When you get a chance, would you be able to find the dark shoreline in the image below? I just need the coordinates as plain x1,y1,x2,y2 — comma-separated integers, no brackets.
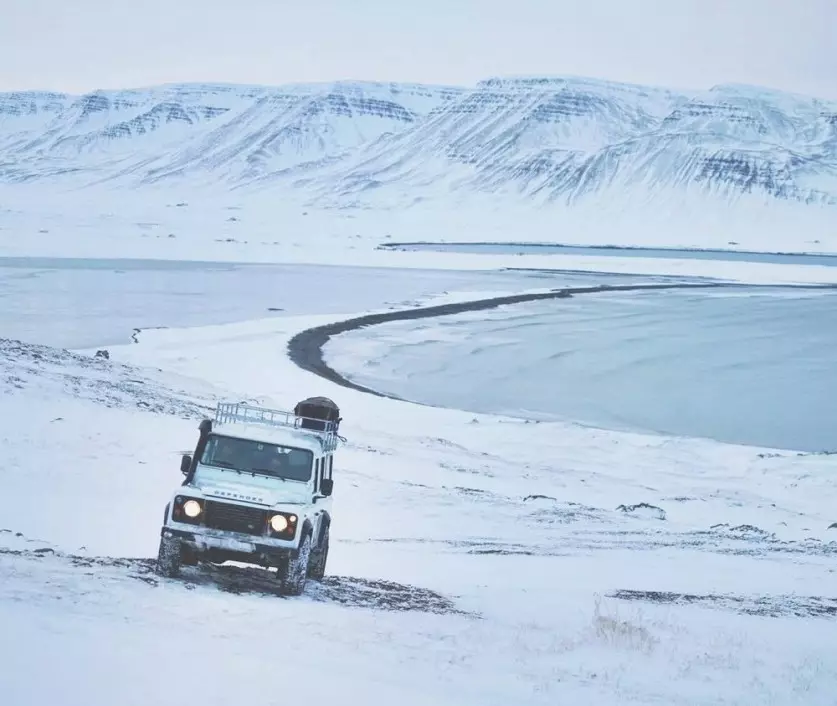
377,240,837,259
286,280,750,399
287,279,837,401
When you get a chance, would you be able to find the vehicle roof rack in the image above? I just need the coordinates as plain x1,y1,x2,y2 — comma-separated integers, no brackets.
213,402,340,452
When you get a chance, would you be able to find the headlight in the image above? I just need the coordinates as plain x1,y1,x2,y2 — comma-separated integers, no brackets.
173,495,204,523
268,513,297,535
269,514,289,532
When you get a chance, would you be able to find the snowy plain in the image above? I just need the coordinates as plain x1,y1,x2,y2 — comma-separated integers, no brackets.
2,184,837,268
3,309,837,705
2,249,837,705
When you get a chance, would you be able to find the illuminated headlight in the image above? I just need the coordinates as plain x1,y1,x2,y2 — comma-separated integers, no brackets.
183,499,202,518
269,514,289,532
173,495,204,523
269,513,297,535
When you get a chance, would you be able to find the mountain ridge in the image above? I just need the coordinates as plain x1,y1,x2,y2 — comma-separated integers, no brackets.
1,75,836,215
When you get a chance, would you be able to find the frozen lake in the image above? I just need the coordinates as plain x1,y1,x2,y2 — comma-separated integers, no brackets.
0,257,621,349
325,286,837,452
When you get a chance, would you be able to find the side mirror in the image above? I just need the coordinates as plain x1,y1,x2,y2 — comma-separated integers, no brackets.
320,478,334,497
180,454,192,475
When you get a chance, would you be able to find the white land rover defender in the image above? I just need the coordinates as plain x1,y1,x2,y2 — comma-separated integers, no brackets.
157,397,341,596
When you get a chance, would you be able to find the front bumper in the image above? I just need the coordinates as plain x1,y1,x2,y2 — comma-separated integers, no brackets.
162,527,300,564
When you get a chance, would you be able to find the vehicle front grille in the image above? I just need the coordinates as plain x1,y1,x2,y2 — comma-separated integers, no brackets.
203,500,267,536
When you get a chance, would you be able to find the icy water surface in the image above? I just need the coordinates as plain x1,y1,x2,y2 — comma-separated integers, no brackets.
0,257,622,349
326,286,837,452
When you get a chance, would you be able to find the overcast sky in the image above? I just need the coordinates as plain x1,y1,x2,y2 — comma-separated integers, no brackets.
3,0,836,99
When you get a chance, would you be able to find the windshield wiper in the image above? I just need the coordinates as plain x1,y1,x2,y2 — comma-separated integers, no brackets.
249,468,287,481
208,460,242,474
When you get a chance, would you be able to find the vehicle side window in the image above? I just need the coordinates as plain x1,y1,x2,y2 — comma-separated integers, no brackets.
327,455,333,479
313,458,321,492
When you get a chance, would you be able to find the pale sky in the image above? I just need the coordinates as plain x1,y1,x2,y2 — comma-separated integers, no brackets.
3,0,836,99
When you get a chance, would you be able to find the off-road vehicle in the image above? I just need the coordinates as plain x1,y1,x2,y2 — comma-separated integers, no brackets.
157,397,341,596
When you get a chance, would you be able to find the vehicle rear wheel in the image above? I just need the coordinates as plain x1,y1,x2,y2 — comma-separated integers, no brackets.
278,533,312,596
156,535,182,578
308,526,329,581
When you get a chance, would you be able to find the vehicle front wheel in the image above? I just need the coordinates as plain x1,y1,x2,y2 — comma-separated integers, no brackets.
308,525,329,581
156,534,182,578
278,533,312,596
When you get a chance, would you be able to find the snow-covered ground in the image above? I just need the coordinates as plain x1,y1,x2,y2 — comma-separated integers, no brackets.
2,282,836,704
2,185,837,272
1,151,836,702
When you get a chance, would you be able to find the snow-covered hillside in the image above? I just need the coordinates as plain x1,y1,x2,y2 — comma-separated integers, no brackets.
2,76,837,213
3,306,836,705
0,82,461,187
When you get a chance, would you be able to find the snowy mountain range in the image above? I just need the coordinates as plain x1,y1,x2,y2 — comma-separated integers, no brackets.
2,76,836,211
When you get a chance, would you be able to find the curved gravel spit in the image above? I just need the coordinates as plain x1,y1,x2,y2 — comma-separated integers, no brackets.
285,280,749,398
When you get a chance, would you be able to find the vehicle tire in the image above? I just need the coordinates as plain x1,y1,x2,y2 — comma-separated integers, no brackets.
308,525,329,581
278,533,312,596
156,535,182,578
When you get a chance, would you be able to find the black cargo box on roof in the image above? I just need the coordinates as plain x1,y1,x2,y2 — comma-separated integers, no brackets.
295,396,341,432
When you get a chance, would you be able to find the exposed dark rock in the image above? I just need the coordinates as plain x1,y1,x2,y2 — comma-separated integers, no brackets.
617,503,667,520
611,589,837,619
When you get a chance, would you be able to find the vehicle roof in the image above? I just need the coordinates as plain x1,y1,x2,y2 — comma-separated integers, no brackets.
210,422,329,454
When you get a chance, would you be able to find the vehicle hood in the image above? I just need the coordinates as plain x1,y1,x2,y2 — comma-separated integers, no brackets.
191,465,309,506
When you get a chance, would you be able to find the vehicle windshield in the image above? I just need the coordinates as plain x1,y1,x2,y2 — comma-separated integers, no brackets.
200,434,313,482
